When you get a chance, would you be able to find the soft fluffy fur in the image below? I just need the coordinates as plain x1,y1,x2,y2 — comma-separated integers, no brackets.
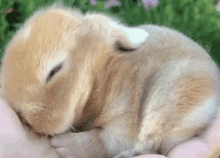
1,4,220,158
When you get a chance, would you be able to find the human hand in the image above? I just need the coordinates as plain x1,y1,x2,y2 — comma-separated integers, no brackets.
0,97,59,158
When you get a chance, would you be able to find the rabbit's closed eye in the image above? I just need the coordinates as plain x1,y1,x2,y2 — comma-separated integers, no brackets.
46,63,63,83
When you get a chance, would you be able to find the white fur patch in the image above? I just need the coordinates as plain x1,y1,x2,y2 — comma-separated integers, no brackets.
108,21,149,48
22,25,31,39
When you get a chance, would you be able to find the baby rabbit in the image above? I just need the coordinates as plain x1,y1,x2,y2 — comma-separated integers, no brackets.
1,4,220,158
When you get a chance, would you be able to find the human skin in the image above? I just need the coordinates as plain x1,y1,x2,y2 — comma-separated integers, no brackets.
0,96,219,158
0,97,59,158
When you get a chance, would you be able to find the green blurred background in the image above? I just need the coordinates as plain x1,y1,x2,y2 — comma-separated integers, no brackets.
0,0,220,66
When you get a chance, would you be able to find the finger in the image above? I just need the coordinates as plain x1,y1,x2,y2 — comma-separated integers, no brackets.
167,138,211,158
202,111,220,149
50,132,75,147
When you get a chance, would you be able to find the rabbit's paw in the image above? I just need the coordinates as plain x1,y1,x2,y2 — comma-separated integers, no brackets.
51,132,88,158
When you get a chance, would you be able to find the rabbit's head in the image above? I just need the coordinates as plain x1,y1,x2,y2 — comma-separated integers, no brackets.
1,5,149,135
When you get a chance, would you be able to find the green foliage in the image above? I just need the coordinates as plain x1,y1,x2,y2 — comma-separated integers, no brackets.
0,0,14,58
1,0,220,66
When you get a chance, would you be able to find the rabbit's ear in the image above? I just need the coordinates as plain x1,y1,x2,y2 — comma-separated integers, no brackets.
84,13,149,51
108,21,149,51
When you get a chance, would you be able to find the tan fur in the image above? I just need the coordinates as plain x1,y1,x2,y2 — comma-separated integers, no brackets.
176,75,214,113
1,4,219,158
204,142,220,158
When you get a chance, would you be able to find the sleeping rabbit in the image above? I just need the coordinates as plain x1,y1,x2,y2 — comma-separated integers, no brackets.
1,4,219,158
